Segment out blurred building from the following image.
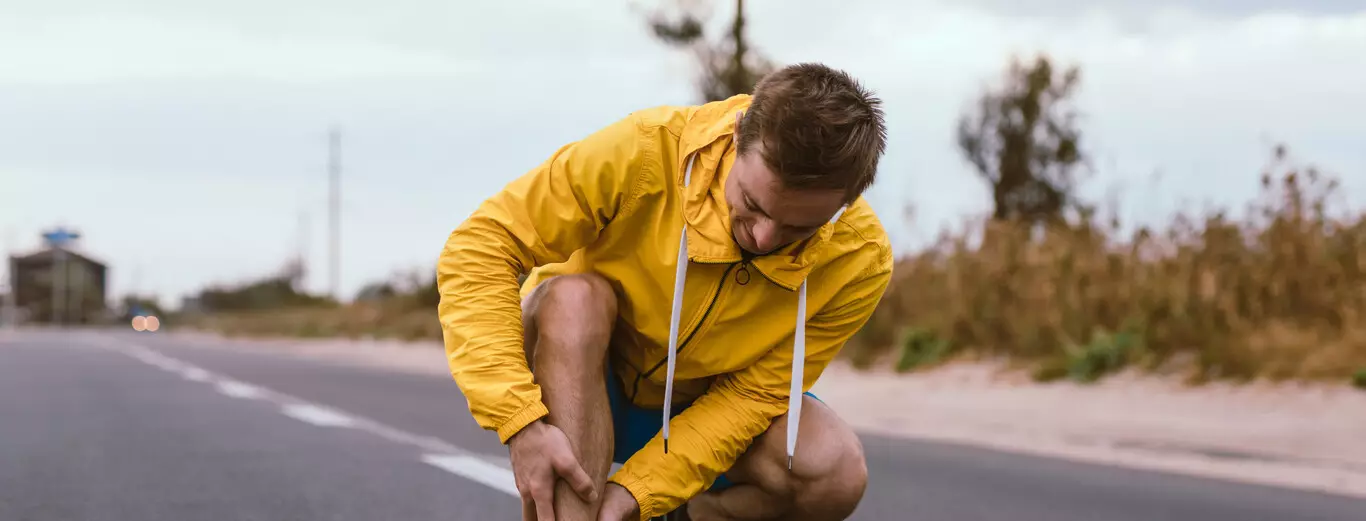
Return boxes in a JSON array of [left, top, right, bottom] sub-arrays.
[[6, 228, 109, 325]]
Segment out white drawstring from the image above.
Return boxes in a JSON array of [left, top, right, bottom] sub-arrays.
[[661, 154, 696, 454], [785, 206, 843, 469], [786, 280, 807, 470]]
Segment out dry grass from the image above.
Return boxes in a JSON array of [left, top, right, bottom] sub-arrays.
[[179, 301, 441, 342], [852, 149, 1366, 383]]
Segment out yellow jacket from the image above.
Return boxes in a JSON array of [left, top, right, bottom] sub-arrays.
[[437, 94, 892, 519]]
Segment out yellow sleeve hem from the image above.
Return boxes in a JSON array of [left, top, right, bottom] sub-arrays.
[[496, 400, 550, 443], [611, 474, 657, 520]]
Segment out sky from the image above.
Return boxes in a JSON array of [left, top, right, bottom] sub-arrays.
[[2, 0, 1364, 307]]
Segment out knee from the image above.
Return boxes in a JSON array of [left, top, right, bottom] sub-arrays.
[[786, 401, 868, 518], [528, 273, 617, 355], [805, 432, 868, 517], [535, 273, 617, 320]]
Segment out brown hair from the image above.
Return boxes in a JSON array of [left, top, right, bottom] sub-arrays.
[[736, 63, 887, 202]]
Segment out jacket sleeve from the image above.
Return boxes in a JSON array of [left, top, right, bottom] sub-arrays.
[[608, 248, 893, 519], [437, 113, 655, 443]]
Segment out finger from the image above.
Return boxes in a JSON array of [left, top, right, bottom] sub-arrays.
[[517, 479, 535, 508], [555, 455, 597, 503], [533, 483, 555, 521], [522, 495, 537, 521]]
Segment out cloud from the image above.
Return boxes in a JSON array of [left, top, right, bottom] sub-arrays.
[[0, 0, 672, 85], [0, 15, 476, 84]]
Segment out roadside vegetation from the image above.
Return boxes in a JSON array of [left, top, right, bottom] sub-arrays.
[[850, 146, 1366, 384]]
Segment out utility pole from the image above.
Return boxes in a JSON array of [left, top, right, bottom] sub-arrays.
[[328, 126, 342, 302], [296, 210, 310, 292]]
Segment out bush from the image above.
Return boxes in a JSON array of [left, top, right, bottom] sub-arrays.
[[195, 276, 335, 313], [1065, 326, 1143, 383], [894, 328, 952, 373], [1353, 369, 1366, 390]]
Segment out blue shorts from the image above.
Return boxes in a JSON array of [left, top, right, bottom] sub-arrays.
[[605, 364, 820, 491]]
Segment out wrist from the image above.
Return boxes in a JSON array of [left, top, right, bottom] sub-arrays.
[[604, 482, 640, 520], [506, 418, 546, 445]]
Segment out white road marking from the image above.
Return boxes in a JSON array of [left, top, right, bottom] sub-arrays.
[[112, 342, 520, 497], [422, 454, 520, 497], [216, 380, 264, 399], [182, 367, 213, 382], [134, 352, 182, 372], [358, 417, 465, 454], [281, 403, 357, 427]]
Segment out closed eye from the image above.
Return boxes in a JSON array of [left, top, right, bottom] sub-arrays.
[[743, 194, 764, 215]]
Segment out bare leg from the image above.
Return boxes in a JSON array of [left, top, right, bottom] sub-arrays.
[[522, 274, 618, 521], [686, 396, 868, 521]]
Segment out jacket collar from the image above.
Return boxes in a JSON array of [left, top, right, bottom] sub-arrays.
[[675, 95, 836, 291]]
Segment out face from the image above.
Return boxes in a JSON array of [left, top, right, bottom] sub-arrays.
[[725, 114, 847, 255]]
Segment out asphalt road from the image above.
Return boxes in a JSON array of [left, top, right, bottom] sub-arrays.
[[2, 330, 1363, 521]]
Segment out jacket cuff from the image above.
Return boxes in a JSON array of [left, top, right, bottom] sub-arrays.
[[496, 400, 550, 443], [610, 474, 656, 520]]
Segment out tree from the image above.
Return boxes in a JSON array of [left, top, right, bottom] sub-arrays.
[[644, 0, 778, 102], [957, 54, 1090, 226]]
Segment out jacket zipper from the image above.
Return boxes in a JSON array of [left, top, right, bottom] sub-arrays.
[[630, 262, 740, 401]]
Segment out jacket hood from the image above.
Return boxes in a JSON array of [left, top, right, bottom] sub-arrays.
[[675, 94, 836, 291]]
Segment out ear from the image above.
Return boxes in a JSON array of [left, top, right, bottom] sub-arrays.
[[735, 111, 743, 128]]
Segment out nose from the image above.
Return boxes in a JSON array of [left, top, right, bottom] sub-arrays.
[[752, 220, 780, 252]]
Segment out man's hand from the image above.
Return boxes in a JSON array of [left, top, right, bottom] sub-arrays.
[[596, 482, 640, 521], [508, 420, 597, 520]]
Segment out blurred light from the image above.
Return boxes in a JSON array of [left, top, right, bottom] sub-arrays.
[[132, 316, 146, 331], [146, 315, 161, 332]]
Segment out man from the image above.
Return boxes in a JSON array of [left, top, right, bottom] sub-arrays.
[[437, 63, 892, 521]]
